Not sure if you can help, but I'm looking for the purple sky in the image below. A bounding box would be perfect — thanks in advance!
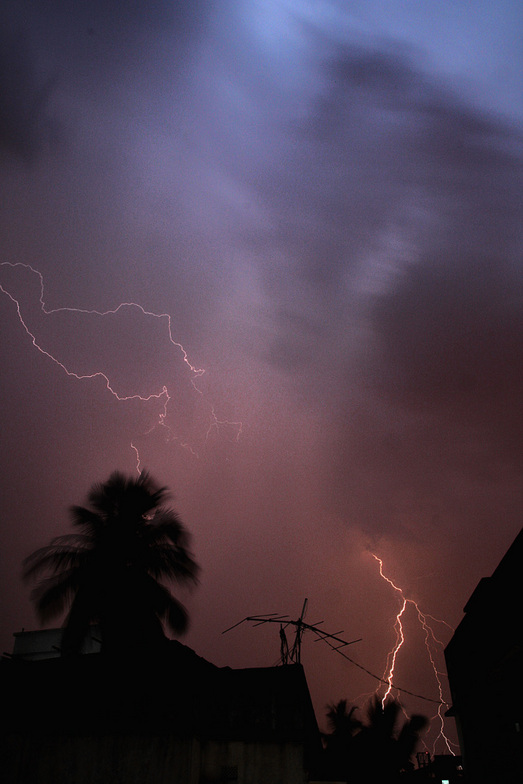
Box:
[1,0,522,753]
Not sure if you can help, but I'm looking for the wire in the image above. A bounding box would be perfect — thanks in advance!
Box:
[318,632,447,705]
[223,614,448,706]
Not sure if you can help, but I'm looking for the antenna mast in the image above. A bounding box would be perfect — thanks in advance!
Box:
[223,598,362,665]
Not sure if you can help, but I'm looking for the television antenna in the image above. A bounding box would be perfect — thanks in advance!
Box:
[223,598,362,665]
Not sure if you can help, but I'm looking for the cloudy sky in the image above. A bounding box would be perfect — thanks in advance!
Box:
[1,0,522,752]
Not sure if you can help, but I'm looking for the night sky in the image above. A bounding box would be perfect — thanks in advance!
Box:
[1,0,522,754]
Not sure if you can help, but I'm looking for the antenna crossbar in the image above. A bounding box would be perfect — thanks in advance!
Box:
[222,600,361,665]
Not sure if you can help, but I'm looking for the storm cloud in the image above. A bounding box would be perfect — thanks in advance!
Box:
[1,0,521,751]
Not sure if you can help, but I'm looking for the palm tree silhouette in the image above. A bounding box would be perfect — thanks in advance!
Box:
[323,699,362,779]
[322,695,428,781]
[354,696,428,780]
[23,471,199,656]
[326,699,362,737]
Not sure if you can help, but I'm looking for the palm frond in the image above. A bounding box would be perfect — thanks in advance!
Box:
[31,569,80,622]
[326,699,362,736]
[143,543,199,584]
[23,537,90,579]
[87,471,168,519]
[142,510,186,542]
[164,598,189,634]
[144,575,189,635]
[69,505,103,531]
[47,534,91,548]
[61,585,100,655]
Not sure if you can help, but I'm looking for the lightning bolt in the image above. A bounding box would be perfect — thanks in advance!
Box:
[207,406,243,442]
[0,262,242,469]
[371,554,458,755]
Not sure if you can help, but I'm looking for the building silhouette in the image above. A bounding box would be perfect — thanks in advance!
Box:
[1,631,322,783]
[445,527,523,784]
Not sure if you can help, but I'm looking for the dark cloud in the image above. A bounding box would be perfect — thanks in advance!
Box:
[0,0,212,162]
[258,42,522,369]
[1,3,521,753]
[241,42,523,545]
[372,255,523,408]
[0,22,57,162]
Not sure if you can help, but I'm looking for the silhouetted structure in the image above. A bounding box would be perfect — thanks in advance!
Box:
[1,632,321,783]
[9,626,102,660]
[445,527,523,784]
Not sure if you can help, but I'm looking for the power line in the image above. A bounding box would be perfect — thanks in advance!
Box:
[224,604,448,706]
[318,632,447,705]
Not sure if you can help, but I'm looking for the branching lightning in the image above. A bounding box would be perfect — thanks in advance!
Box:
[371,554,458,755]
[207,406,243,442]
[2,262,459,757]
[0,262,242,469]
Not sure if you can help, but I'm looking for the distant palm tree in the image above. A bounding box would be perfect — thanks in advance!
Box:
[23,471,199,656]
[323,699,362,779]
[354,696,428,780]
[325,698,362,740]
[322,695,428,781]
